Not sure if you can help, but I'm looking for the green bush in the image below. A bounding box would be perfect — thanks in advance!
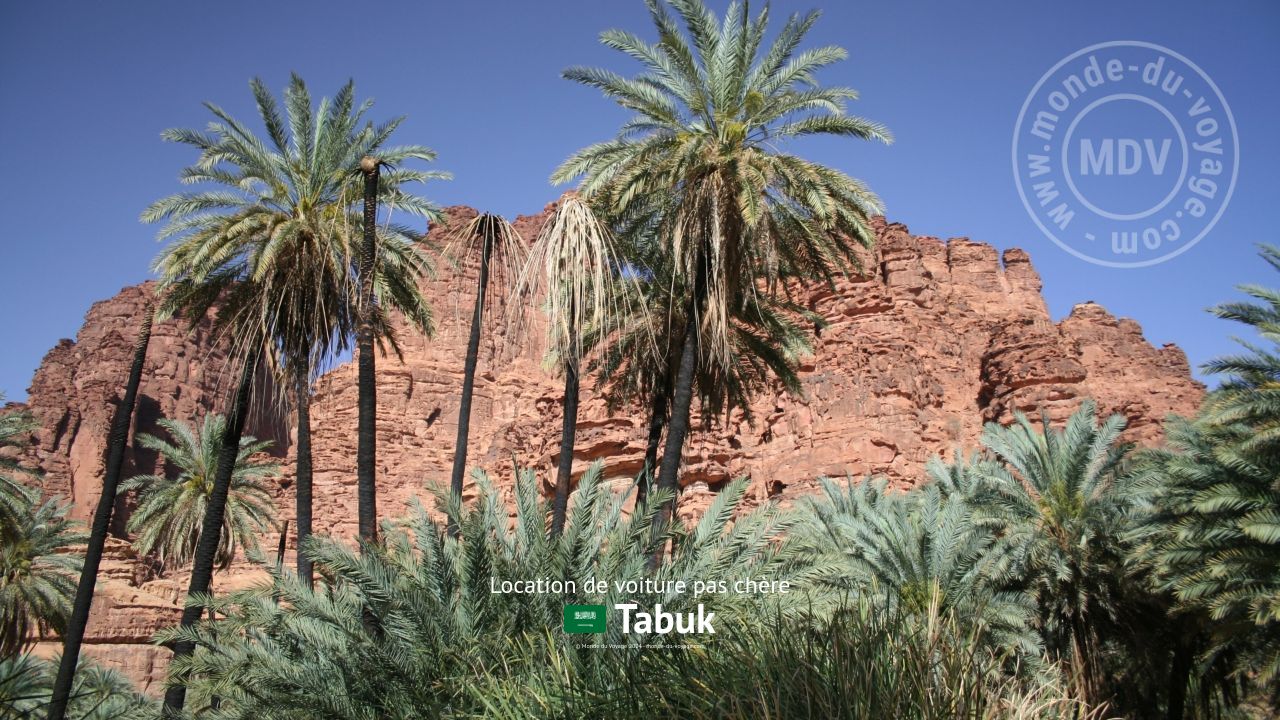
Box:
[477,603,1096,720]
[0,652,153,720]
[156,463,809,717]
[151,459,1116,719]
[793,470,1040,664]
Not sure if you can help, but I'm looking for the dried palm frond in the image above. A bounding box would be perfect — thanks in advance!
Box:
[441,211,527,325]
[512,192,648,369]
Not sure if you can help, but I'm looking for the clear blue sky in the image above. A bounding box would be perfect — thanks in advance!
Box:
[1,1,1277,401]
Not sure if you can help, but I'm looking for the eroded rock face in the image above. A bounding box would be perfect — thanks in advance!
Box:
[14,209,1204,691]
[19,282,287,527]
[28,539,179,696]
[15,281,286,685]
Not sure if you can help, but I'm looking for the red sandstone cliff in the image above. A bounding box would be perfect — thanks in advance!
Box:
[16,282,288,690]
[16,208,1203,690]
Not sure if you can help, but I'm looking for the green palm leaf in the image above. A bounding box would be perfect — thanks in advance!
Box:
[122,415,278,572]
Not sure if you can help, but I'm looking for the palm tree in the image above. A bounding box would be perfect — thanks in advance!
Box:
[1201,244,1280,485]
[445,214,525,515]
[3,652,153,720]
[514,194,639,535]
[154,349,260,714]
[796,471,1039,660]
[144,75,443,712]
[47,304,152,720]
[120,415,278,573]
[356,155,380,546]
[573,242,673,504]
[593,268,813,505]
[0,494,84,659]
[554,0,890,527]
[146,75,443,582]
[1128,417,1279,713]
[1129,241,1280,706]
[352,149,443,547]
[972,401,1131,706]
[1192,244,1280,692]
[1132,242,1280,708]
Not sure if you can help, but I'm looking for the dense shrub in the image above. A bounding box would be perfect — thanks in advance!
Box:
[0,653,153,720]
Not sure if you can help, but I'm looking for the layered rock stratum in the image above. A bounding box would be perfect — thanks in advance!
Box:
[14,207,1204,691]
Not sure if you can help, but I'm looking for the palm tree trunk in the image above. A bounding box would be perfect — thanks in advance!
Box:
[207,577,219,711]
[654,242,708,538]
[1070,617,1102,710]
[653,311,696,531]
[273,519,289,608]
[449,231,493,508]
[637,380,667,508]
[550,352,580,537]
[46,304,153,720]
[356,156,380,546]
[162,347,260,715]
[1166,636,1193,720]
[276,519,290,569]
[293,369,313,588]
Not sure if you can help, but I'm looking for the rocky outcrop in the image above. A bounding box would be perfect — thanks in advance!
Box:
[19,282,287,528]
[16,281,287,688]
[28,538,180,695]
[14,208,1204,691]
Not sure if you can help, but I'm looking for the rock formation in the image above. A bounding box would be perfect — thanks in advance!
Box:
[17,281,287,692]
[15,207,1204,691]
[19,282,288,527]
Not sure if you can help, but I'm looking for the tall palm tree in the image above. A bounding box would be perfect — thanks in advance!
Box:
[155,353,259,714]
[972,401,1131,706]
[357,155,380,546]
[1127,242,1280,704]
[514,194,639,535]
[120,415,278,573]
[554,0,890,527]
[583,211,808,504]
[445,214,525,515]
[573,241,674,505]
[353,149,443,546]
[144,75,443,713]
[47,304,152,720]
[0,494,84,659]
[147,75,443,582]
[1196,244,1280,689]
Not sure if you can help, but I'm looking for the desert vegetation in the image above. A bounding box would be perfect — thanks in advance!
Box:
[1,1,1276,718]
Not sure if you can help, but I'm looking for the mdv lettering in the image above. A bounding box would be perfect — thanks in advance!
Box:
[615,603,715,634]
[1079,138,1172,176]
